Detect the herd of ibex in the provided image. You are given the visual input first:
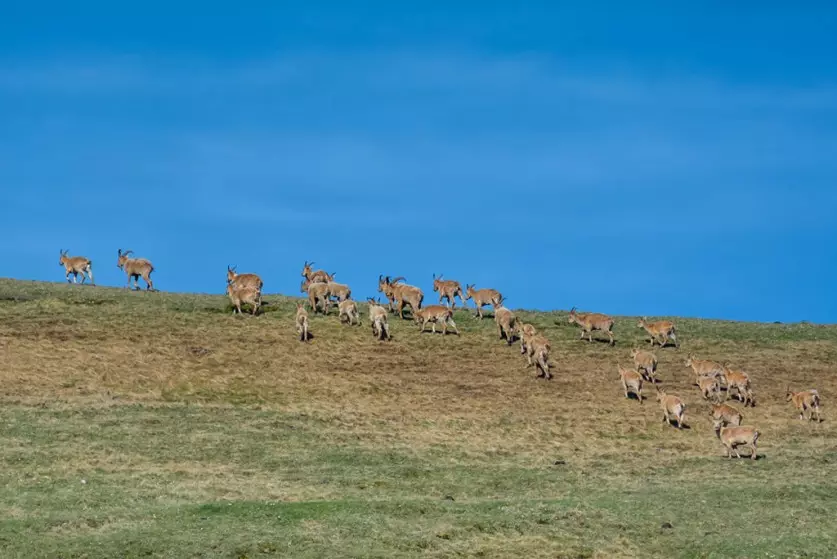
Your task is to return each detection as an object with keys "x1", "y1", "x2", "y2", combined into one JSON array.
[{"x1": 55, "y1": 250, "x2": 825, "y2": 460}]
